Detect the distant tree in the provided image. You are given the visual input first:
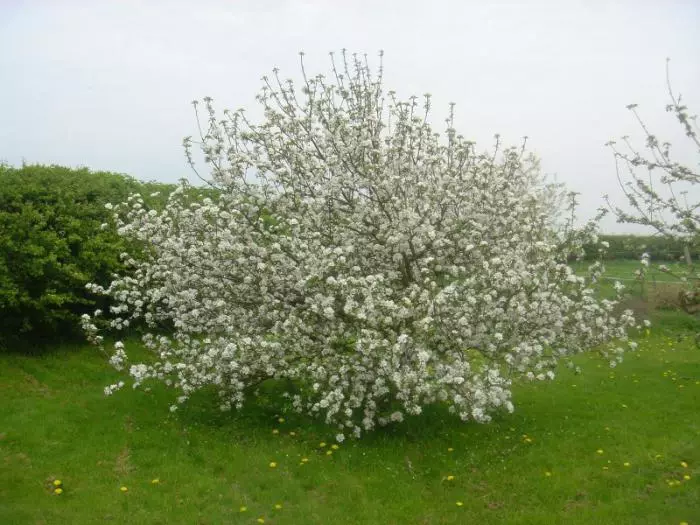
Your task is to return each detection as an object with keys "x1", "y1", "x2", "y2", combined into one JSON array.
[
  {"x1": 605, "y1": 59, "x2": 700, "y2": 312},
  {"x1": 605, "y1": 59, "x2": 699, "y2": 257}
]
